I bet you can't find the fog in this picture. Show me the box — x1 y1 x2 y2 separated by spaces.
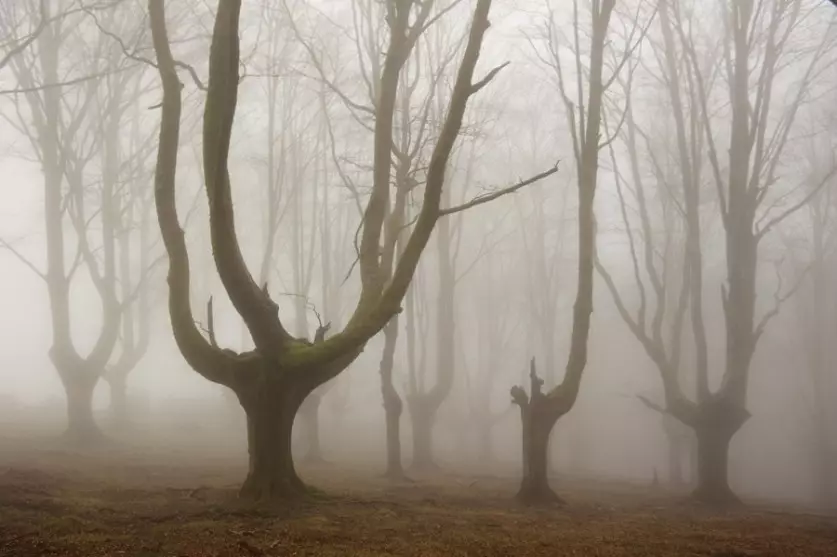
0 0 836 526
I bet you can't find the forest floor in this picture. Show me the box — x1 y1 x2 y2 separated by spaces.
0 438 835 557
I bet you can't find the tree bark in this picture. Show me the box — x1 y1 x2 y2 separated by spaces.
517 406 561 504
299 392 325 464
688 399 749 506
383 391 405 479
239 380 310 501
409 400 437 471
693 426 737 506
60 371 102 446
380 318 407 480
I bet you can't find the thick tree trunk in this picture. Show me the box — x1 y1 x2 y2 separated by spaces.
239 384 309 501
692 424 739 506
299 392 324 464
61 372 103 446
518 409 561 504
684 398 750 507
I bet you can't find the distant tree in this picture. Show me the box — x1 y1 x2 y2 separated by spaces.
599 0 835 506
1 0 154 444
148 0 556 500
511 0 649 504
785 136 837 510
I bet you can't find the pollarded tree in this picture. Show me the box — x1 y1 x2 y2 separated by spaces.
511 0 650 504
148 0 556 500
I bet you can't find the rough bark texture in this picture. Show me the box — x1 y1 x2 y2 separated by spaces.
238 375 312 500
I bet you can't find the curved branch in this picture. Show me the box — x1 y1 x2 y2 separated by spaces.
148 0 233 385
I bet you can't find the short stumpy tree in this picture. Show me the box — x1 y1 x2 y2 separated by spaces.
148 0 556 501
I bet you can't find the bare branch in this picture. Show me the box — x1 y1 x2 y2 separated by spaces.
756 166 837 240
0 237 47 281
439 162 559 217
470 61 509 94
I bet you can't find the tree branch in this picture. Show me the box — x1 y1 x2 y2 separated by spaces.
439 162 559 217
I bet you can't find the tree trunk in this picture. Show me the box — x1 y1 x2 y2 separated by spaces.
299 392 324 464
108 374 129 430
239 384 309 501
410 401 437 471
61 372 103 446
408 398 439 471
380 318 407 480
668 434 685 487
693 424 739 506
518 408 561 504
383 391 406 479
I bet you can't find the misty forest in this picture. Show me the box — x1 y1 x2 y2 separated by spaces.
1 0 837 555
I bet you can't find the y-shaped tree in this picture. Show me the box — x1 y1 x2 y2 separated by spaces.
148 0 556 501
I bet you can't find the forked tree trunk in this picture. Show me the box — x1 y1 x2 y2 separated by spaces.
299 392 324 463
518 407 560 504
60 371 103 445
239 380 311 501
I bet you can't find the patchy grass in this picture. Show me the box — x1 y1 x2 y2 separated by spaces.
0 445 835 556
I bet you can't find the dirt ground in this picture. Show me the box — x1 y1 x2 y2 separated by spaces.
0 439 835 557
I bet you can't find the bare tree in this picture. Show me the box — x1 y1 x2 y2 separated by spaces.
785 135 837 510
599 0 835 506
148 0 556 500
1 0 152 444
510 0 641 504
